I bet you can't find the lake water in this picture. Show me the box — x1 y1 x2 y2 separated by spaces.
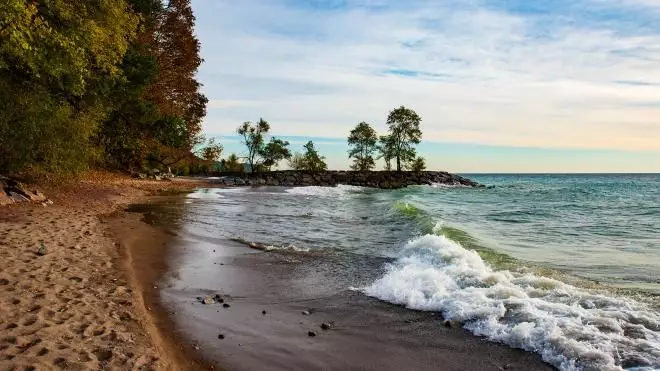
150 174 660 370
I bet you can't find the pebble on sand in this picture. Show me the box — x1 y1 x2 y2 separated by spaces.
308 331 316 337
302 310 310 316
320 323 331 330
223 303 230 308
217 334 225 339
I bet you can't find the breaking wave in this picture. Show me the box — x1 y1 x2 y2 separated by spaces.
363 234 660 371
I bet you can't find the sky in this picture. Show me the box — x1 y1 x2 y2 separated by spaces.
191 0 660 172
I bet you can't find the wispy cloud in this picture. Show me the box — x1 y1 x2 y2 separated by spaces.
192 0 660 156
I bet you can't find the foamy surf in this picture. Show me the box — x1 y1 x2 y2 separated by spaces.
363 234 660 371
285 184 365 197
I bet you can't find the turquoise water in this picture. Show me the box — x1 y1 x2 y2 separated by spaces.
174 174 660 370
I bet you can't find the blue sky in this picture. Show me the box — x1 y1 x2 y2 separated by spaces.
191 0 660 172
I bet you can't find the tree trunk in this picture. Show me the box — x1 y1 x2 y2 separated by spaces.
396 156 401 172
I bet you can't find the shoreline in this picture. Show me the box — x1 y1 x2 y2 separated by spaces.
0 174 216 370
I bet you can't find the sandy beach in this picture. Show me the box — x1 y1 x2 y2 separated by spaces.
0 174 213 370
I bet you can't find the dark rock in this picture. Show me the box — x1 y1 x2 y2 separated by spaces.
262 310 267 315
443 320 461 328
320 323 331 330
307 331 316 337
217 334 225 339
223 303 230 308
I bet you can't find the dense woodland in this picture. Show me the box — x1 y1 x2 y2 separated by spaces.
0 0 219 178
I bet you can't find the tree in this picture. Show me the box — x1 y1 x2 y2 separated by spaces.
298 141 327 171
224 153 243 173
201 139 223 161
348 122 378 171
384 106 422 171
237 119 290 172
0 0 139 175
260 138 292 171
237 119 269 172
379 135 395 171
409 157 427 172
288 153 306 171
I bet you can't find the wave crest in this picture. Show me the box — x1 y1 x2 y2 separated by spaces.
363 234 660 371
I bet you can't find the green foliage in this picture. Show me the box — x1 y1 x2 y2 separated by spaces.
261 138 292 170
378 135 395 171
291 141 327 171
348 122 378 171
237 119 291 172
409 157 427 172
0 0 139 175
383 106 422 172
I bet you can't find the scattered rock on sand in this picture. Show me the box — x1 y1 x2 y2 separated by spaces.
302 310 310 316
308 331 316 337
37 243 47 256
223 303 230 308
217 334 225 339
320 323 331 330
443 320 461 328
262 310 267 315
201 296 215 305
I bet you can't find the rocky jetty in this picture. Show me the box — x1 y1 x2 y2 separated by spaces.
0 176 50 206
213 171 481 189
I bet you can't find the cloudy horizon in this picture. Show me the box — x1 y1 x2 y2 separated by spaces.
192 0 660 172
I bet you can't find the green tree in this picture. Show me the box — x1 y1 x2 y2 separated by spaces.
0 0 139 175
409 156 427 172
379 135 395 171
384 106 422 172
237 119 269 172
300 141 327 171
348 122 378 171
237 119 290 172
288 153 306 171
260 138 292 171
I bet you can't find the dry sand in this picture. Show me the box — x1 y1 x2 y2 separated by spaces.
0 174 213 370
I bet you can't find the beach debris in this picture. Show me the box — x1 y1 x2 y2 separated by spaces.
37 243 47 256
302 310 311 316
201 296 215 305
214 294 223 303
217 334 225 340
307 331 317 337
320 323 331 330
223 303 230 308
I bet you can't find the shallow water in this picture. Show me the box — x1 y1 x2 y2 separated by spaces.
143 174 660 371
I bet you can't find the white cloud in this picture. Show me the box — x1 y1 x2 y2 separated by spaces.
193 0 660 153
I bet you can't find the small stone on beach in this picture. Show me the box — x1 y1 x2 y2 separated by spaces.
202 296 215 305
320 323 331 330
37 243 47 256
217 334 225 339
262 310 267 315
302 310 310 316
308 331 316 337
223 303 230 308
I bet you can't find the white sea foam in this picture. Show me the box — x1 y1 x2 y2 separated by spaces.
264 244 311 253
285 184 365 197
363 234 660 371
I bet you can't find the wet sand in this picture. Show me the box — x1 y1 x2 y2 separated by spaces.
157 231 556 371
